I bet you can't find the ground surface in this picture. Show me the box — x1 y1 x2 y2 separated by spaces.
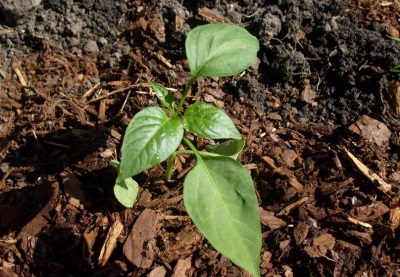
1 0 400 276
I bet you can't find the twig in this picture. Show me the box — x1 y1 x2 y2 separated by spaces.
342 147 391 193
86 83 150 104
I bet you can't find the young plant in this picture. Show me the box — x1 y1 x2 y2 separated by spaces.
111 23 261 277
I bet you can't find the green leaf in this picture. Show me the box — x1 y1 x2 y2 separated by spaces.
149 81 175 113
391 65 400 73
186 23 259 78
114 175 139 207
110 160 139 207
387 35 400 43
205 139 245 159
183 103 241 139
120 107 184 178
166 152 177 181
184 156 261 277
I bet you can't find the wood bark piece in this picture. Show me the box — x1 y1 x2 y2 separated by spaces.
388 80 400 114
277 197 308 216
305 233 335 258
293 221 309 245
149 266 167 277
288 177 304 193
389 198 400 229
343 147 392 193
98 221 124 266
195 7 232 24
123 209 159 269
349 202 389 222
11 58 28 87
83 226 99 256
172 256 192 277
260 209 286 230
348 115 391 147
261 155 304 192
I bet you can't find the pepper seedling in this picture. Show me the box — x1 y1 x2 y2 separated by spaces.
111 23 262 277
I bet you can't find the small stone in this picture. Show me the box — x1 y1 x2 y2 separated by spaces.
0 163 9 173
98 37 108 46
83 40 99 54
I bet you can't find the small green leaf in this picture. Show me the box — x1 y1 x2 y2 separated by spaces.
184 156 261 277
186 23 259 78
150 81 175 113
391 64 400 72
166 152 177 181
114 175 139 207
183 103 241 139
109 160 120 168
205 139 245 159
387 35 400 43
120 107 184 179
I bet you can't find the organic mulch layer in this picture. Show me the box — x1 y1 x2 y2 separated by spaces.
1 0 400 276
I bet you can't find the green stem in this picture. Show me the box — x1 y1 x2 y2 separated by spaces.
176 149 221 158
174 75 197 117
166 144 222 180
183 137 202 160
175 150 195 155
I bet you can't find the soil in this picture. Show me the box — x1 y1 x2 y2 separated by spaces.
1 0 400 276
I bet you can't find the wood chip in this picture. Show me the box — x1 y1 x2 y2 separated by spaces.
349 202 389 222
123 209 159 269
305 233 336 258
344 230 372 244
195 7 232 23
288 177 304 193
347 216 372 228
149 266 167 277
388 80 400 114
277 197 308 216
301 79 316 104
343 147 392 193
281 149 297 167
348 115 391 147
260 209 286 229
83 226 99 255
155 52 173 69
389 197 400 229
293 221 309 245
172 256 192 277
98 221 124 266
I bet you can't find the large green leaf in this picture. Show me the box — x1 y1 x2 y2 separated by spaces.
184 156 261 277
186 23 259 78
149 81 175 113
183 103 241 139
120 107 183 178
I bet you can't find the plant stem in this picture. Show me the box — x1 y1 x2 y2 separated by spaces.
175 149 221 158
174 75 197 117
182 137 202 160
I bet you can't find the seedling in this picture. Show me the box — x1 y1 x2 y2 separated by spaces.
111 23 262 276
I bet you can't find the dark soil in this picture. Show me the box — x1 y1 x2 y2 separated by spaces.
1 0 400 276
